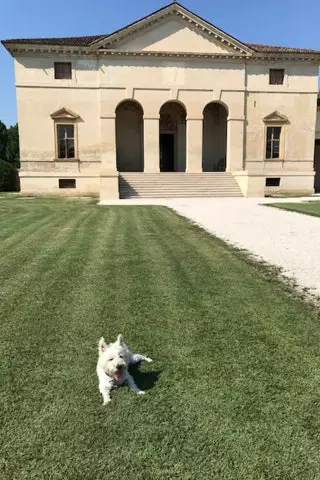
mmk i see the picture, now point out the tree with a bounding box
[6,124,20,168]
[0,120,7,161]
[0,160,17,191]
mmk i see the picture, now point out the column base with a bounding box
[100,172,119,201]
[144,167,160,173]
[233,171,265,197]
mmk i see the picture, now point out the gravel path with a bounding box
[100,197,320,297]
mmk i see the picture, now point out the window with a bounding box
[269,69,285,85]
[54,62,72,79]
[59,179,76,189]
[266,126,281,159]
[266,177,280,187]
[56,124,75,159]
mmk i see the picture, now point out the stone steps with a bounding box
[119,173,243,198]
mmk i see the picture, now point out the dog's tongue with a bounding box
[114,372,122,383]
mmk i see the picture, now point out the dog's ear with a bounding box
[98,337,107,354]
[116,334,124,346]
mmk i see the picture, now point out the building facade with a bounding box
[2,2,320,199]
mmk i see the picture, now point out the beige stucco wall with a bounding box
[99,57,245,116]
[117,17,236,54]
[20,174,101,196]
[246,91,317,170]
[246,62,318,92]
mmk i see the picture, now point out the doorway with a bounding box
[160,134,174,172]
[159,101,186,172]
[115,100,144,172]
[202,102,228,172]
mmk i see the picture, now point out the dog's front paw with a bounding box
[137,390,146,395]
[103,399,111,406]
[145,357,153,363]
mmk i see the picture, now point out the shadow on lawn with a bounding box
[129,364,162,391]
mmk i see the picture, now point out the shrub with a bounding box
[0,159,17,191]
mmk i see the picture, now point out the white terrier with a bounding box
[96,334,153,405]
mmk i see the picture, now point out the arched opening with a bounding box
[159,101,186,172]
[116,100,144,172]
[202,102,228,172]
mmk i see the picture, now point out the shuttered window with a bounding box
[54,62,72,79]
[269,69,285,85]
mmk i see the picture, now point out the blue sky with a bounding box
[0,0,319,127]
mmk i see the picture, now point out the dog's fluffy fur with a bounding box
[96,334,152,405]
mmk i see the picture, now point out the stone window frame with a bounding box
[50,108,80,161]
[269,68,285,85]
[54,61,72,80]
[263,111,289,161]
[265,126,283,160]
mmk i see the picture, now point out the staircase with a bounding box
[119,173,243,199]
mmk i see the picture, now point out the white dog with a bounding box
[96,334,153,405]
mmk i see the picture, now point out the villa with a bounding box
[2,2,320,198]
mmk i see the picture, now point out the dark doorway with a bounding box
[160,134,174,172]
[116,100,144,172]
[314,139,320,193]
[202,102,228,172]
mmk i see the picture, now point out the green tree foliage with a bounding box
[6,124,20,167]
[0,121,20,191]
[0,159,17,191]
[0,120,8,161]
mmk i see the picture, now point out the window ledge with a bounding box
[54,158,80,162]
[264,159,284,162]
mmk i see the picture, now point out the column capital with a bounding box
[227,116,245,122]
[143,115,160,121]
[186,116,203,121]
[100,115,116,120]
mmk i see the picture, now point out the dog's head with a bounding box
[98,335,129,383]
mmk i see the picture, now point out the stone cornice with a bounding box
[5,44,320,63]
[4,45,93,57]
[100,50,246,60]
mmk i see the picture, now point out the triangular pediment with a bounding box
[91,3,253,56]
[263,111,289,123]
[50,108,80,120]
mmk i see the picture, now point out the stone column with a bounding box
[226,118,245,172]
[100,116,119,201]
[186,117,203,173]
[143,116,160,173]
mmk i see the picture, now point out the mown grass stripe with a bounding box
[1,199,320,480]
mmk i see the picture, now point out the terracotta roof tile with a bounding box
[246,43,320,54]
[2,34,106,47]
[2,35,319,55]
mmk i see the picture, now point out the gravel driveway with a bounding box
[100,197,320,297]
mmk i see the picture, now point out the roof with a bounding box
[245,43,320,54]
[2,1,320,55]
[2,34,105,47]
[3,35,319,54]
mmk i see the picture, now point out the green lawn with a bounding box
[1,197,320,480]
[269,201,320,218]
